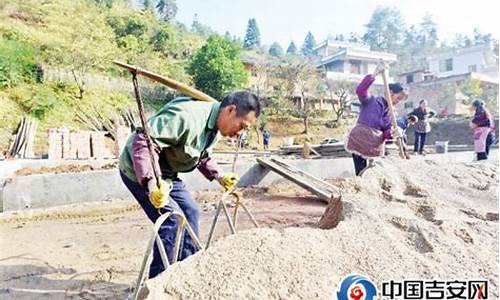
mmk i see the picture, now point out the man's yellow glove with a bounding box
[147,179,172,209]
[217,173,239,192]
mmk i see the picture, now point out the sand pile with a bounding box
[144,158,499,299]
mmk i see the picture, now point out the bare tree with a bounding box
[276,58,321,134]
[325,79,356,122]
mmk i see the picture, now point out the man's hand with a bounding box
[373,64,385,77]
[217,173,239,192]
[147,179,172,208]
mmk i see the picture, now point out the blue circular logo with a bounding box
[337,274,377,300]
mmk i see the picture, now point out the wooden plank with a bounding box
[270,158,340,194]
[21,118,31,158]
[11,117,28,157]
[113,60,217,102]
[8,117,23,157]
[256,158,333,203]
[23,118,37,158]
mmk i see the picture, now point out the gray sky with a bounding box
[175,0,500,47]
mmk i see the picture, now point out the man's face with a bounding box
[217,105,258,138]
[392,92,407,105]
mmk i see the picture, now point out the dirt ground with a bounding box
[0,182,327,299]
[13,162,119,176]
[0,158,498,300]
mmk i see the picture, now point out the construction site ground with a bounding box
[0,181,326,299]
[0,153,498,300]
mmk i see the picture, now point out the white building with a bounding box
[396,43,499,116]
[315,40,397,84]
[427,42,498,80]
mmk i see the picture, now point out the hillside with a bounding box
[0,0,204,154]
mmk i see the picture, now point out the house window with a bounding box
[350,60,361,74]
[424,74,434,81]
[439,58,453,72]
[406,74,414,84]
[327,61,344,72]
[468,65,477,72]
[404,101,413,109]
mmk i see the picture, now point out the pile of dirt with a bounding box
[13,161,118,176]
[144,158,499,299]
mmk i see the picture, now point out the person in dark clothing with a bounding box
[470,100,494,160]
[262,129,271,150]
[409,99,436,155]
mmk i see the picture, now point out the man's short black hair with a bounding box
[388,83,403,93]
[408,115,418,123]
[220,91,261,117]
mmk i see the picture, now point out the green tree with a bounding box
[452,34,472,48]
[0,38,37,87]
[268,42,283,56]
[243,18,261,49]
[143,0,155,10]
[35,0,118,99]
[301,31,316,56]
[418,14,438,48]
[188,35,248,100]
[191,13,214,38]
[286,41,297,55]
[106,15,149,38]
[472,28,497,47]
[156,0,177,22]
[334,34,345,41]
[93,0,114,8]
[460,79,483,103]
[348,32,361,43]
[324,79,357,122]
[362,6,406,50]
[276,58,321,134]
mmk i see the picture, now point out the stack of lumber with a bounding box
[8,117,38,159]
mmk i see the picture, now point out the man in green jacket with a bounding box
[119,91,260,278]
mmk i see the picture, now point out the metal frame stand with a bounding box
[131,211,204,300]
[205,191,259,249]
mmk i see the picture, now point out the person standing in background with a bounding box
[262,129,271,150]
[470,100,493,160]
[409,99,436,155]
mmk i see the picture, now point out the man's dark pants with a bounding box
[414,131,427,154]
[120,172,200,278]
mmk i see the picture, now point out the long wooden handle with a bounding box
[380,67,406,158]
[113,60,217,102]
[380,68,398,133]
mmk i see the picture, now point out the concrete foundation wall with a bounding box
[0,151,497,212]
[406,119,499,146]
